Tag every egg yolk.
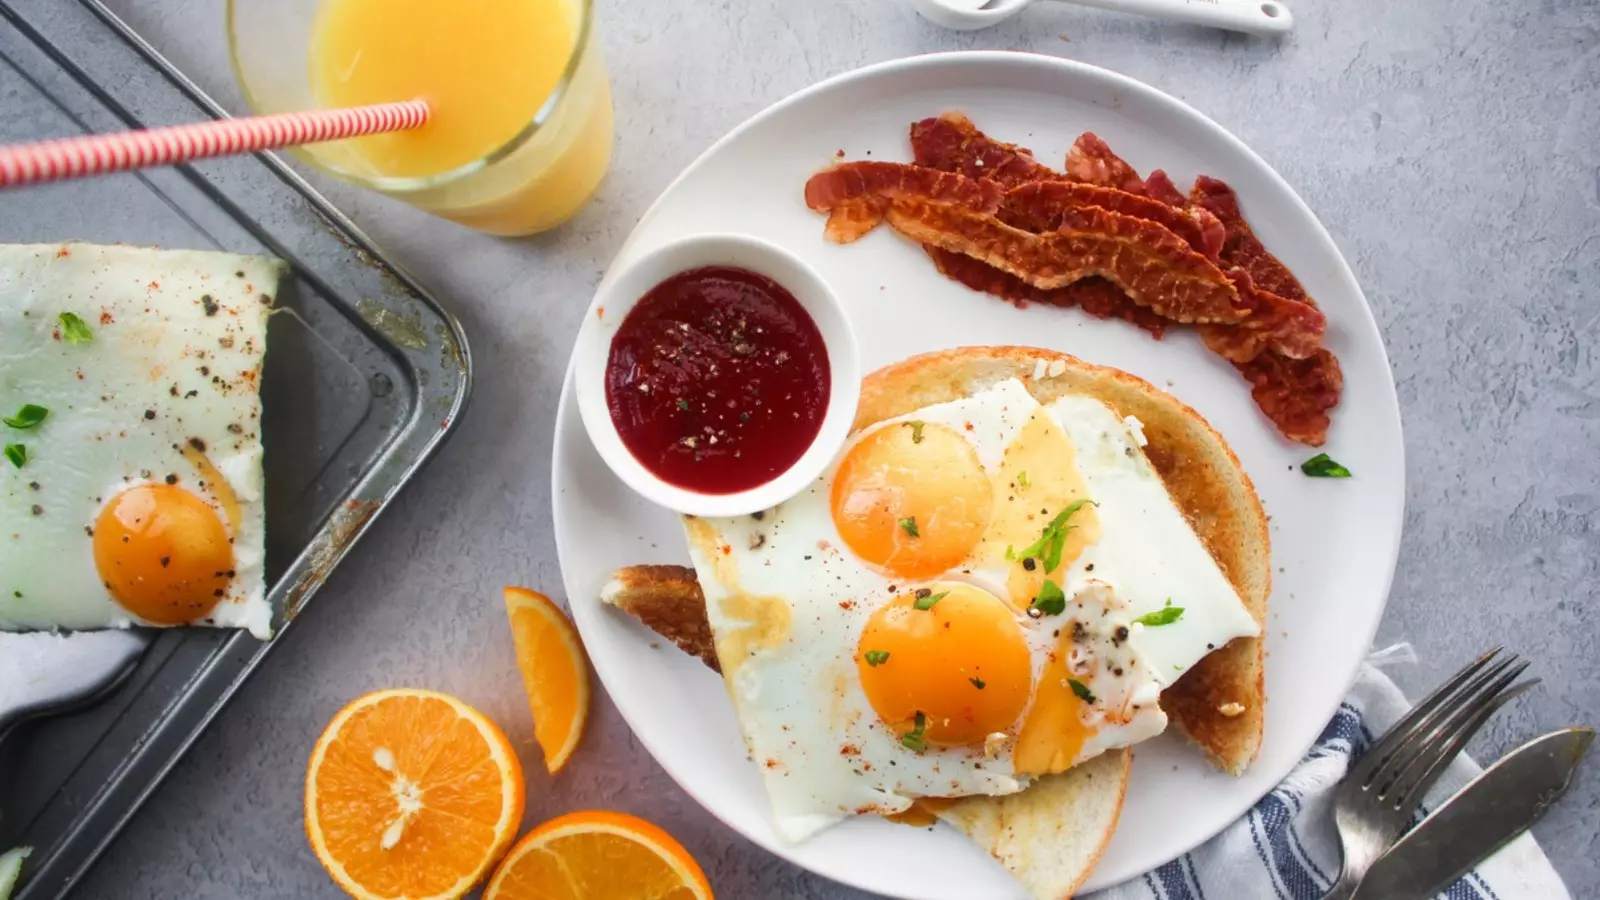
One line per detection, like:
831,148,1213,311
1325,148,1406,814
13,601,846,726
830,422,993,579
93,483,234,625
856,582,1032,747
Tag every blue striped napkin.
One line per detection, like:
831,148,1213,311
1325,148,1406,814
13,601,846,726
1088,647,1570,900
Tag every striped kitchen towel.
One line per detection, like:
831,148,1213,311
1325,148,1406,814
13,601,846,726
1088,647,1570,900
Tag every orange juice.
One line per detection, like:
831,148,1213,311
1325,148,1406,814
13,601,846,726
307,0,612,234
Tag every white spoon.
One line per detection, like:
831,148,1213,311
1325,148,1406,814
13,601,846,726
908,0,1294,35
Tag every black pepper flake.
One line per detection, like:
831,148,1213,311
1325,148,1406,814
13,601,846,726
200,294,220,316
1085,563,1095,572
1113,625,1130,643
915,588,932,599
30,505,42,516
1072,621,1088,641
227,423,243,434
212,589,225,597
27,481,39,491
165,474,178,485
200,366,210,376
143,409,156,420
751,510,765,521
234,270,245,278
160,556,171,568
185,390,198,399
188,438,206,452
1021,557,1037,571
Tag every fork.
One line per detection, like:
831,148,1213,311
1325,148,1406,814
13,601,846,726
1322,648,1539,900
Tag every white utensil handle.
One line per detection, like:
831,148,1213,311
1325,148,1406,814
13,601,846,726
1052,0,1294,35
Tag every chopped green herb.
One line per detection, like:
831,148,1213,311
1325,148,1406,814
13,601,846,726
1004,545,1015,561
1068,678,1096,704
864,650,890,667
908,421,925,444
969,677,986,690
898,516,919,538
1030,579,1066,616
1301,453,1351,478
3,404,48,430
901,711,928,752
1016,471,1030,488
58,312,93,344
676,399,690,411
914,590,947,611
1016,499,1097,573
1133,599,1185,627
3,444,25,469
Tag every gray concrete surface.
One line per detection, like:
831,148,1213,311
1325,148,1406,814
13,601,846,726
20,0,1600,896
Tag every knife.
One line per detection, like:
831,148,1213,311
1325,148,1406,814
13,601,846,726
1350,727,1594,900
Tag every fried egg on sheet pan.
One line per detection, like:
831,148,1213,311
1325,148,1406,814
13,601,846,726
684,377,1260,841
0,243,279,639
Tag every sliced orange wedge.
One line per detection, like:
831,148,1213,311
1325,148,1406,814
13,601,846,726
483,810,713,900
503,586,590,774
304,689,525,900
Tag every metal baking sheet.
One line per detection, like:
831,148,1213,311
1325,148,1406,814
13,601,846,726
0,2,472,896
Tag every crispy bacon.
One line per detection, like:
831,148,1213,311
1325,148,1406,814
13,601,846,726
1141,169,1189,207
1200,268,1326,362
909,112,1060,189
1001,181,1224,260
1065,133,1147,195
1190,176,1313,307
927,248,1167,337
805,161,1003,243
1233,348,1343,446
879,196,1244,323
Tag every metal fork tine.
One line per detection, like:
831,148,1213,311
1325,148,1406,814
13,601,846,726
1351,648,1504,789
1375,657,1527,794
1391,677,1541,814
1349,647,1501,784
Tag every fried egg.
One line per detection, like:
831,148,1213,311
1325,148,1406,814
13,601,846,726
0,243,278,639
683,377,1259,841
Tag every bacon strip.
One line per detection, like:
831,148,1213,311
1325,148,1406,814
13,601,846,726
927,248,1168,337
1200,268,1326,362
1064,133,1148,195
1190,175,1313,307
909,112,1060,189
1001,181,1223,260
805,162,1243,323
1233,348,1343,446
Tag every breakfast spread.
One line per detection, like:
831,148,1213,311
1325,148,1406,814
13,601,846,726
0,242,279,639
806,112,1343,446
605,265,831,494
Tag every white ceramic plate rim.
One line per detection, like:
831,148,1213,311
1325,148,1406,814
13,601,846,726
553,50,1404,897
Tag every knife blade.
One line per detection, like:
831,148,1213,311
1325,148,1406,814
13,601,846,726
1351,727,1594,900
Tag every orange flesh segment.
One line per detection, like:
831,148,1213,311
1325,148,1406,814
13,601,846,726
305,689,525,900
484,810,712,900
504,586,591,774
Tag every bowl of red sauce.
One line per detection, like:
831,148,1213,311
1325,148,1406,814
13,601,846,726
575,234,859,516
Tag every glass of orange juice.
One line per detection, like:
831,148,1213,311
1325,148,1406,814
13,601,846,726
227,0,612,236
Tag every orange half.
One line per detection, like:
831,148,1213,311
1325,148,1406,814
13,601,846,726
483,810,713,900
504,586,591,774
304,689,525,900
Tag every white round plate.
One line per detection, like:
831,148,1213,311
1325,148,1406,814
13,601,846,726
552,51,1404,898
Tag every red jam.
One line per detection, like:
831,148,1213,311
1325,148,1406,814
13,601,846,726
605,266,831,495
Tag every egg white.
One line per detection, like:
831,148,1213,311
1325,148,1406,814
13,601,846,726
0,243,278,639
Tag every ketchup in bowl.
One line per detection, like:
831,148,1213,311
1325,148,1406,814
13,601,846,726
605,266,831,495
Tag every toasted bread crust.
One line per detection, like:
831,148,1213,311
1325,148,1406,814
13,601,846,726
601,565,721,672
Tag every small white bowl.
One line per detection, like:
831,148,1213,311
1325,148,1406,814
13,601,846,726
573,234,859,517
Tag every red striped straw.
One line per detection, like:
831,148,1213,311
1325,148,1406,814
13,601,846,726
0,98,430,189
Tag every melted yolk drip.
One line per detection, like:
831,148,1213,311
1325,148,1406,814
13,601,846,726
92,484,233,625
180,445,241,534
983,411,1100,611
1013,628,1098,774
831,422,993,579
856,582,1031,747
885,796,956,827
684,518,792,674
